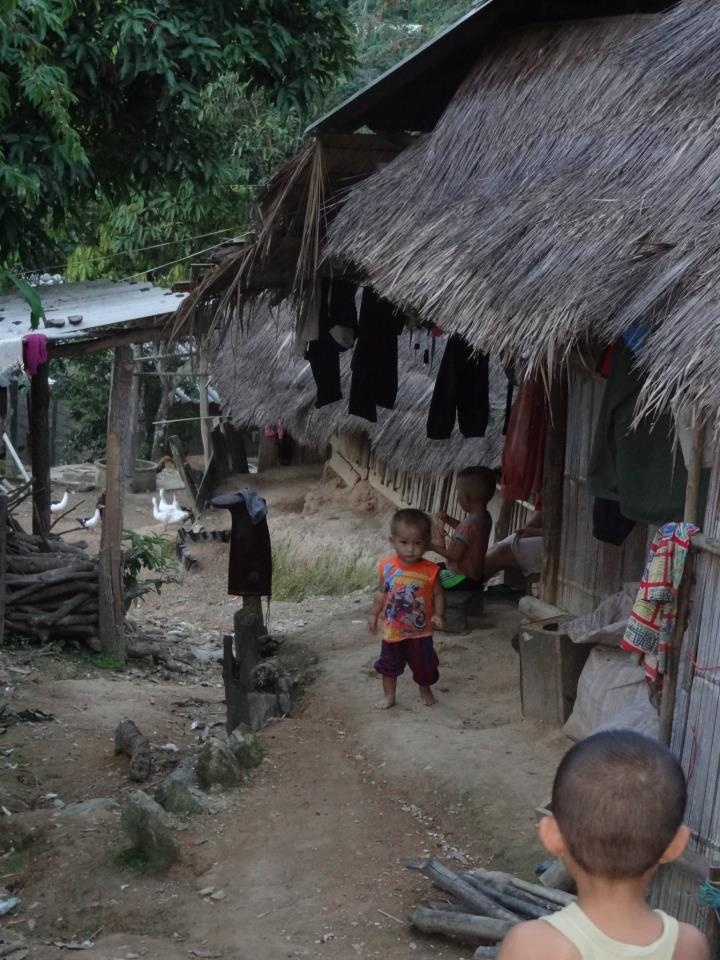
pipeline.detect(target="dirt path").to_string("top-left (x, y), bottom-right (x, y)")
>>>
top-left (1, 466), bottom-right (569, 958)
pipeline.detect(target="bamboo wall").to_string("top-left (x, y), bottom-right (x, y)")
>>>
top-left (652, 451), bottom-right (720, 934)
top-left (555, 371), bottom-right (649, 615)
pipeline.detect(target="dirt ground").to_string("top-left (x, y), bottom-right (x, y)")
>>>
top-left (1, 466), bottom-right (569, 959)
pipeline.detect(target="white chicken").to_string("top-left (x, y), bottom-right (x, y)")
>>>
top-left (78, 507), bottom-right (101, 529)
top-left (50, 490), bottom-right (69, 513)
top-left (152, 495), bottom-right (189, 528)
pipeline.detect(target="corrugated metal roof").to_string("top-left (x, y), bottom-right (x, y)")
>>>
top-left (0, 279), bottom-right (185, 347)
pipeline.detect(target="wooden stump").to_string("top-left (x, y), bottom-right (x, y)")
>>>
top-left (223, 609), bottom-right (263, 733)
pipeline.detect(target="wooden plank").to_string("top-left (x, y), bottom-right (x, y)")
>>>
top-left (198, 346), bottom-right (211, 471)
top-left (98, 346), bottom-right (133, 662)
top-left (47, 324), bottom-right (165, 358)
top-left (168, 434), bottom-right (199, 516)
top-left (30, 359), bottom-right (51, 536)
top-left (0, 494), bottom-right (6, 645)
top-left (540, 371), bottom-right (567, 606)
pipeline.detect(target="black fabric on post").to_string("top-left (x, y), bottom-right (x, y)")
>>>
top-left (348, 288), bottom-right (405, 423)
top-left (306, 278), bottom-right (358, 409)
top-left (592, 497), bottom-right (637, 546)
top-left (210, 493), bottom-right (272, 597)
top-left (427, 334), bottom-right (489, 440)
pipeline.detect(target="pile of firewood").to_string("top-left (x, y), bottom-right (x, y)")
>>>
top-left (5, 525), bottom-right (99, 645)
top-left (407, 858), bottom-right (574, 958)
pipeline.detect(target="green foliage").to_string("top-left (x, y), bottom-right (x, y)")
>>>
top-left (121, 529), bottom-right (177, 604)
top-left (90, 654), bottom-right (125, 672)
top-left (0, 0), bottom-right (355, 264)
top-left (50, 352), bottom-right (113, 462)
top-left (272, 539), bottom-right (373, 602)
top-left (0, 269), bottom-right (46, 328)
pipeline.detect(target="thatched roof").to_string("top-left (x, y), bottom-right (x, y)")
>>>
top-left (326, 1), bottom-right (720, 420)
top-left (171, 134), bottom-right (410, 342)
top-left (214, 302), bottom-right (504, 476)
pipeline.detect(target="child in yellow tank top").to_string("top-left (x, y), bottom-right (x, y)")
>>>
top-left (498, 731), bottom-right (708, 960)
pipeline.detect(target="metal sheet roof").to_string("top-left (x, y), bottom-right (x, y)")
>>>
top-left (308, 0), bottom-right (674, 135)
top-left (0, 279), bottom-right (185, 347)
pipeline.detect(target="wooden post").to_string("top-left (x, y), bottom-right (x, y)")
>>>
top-left (223, 609), bottom-right (262, 732)
top-left (30, 360), bottom-right (51, 536)
top-left (98, 346), bottom-right (133, 663)
top-left (659, 424), bottom-right (705, 746)
top-left (198, 345), bottom-right (211, 471)
top-left (0, 494), bottom-right (6, 646)
top-left (540, 371), bottom-right (568, 606)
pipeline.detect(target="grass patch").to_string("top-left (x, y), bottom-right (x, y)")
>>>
top-left (272, 540), bottom-right (374, 602)
top-left (89, 654), bottom-right (125, 672)
top-left (113, 846), bottom-right (147, 873)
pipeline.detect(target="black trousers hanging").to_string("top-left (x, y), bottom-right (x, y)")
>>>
top-left (427, 334), bottom-right (489, 439)
top-left (348, 289), bottom-right (404, 423)
top-left (307, 278), bottom-right (357, 408)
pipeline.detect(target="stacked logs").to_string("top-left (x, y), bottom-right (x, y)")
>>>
top-left (4, 526), bottom-right (99, 645)
top-left (407, 859), bottom-right (575, 958)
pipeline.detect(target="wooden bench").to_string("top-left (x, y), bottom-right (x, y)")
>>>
top-left (442, 589), bottom-right (485, 633)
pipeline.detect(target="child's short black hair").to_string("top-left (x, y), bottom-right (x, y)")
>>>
top-left (456, 466), bottom-right (498, 501)
top-left (390, 508), bottom-right (432, 542)
top-left (551, 730), bottom-right (687, 879)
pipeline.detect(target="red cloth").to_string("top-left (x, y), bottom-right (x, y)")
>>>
top-left (23, 333), bottom-right (48, 377)
top-left (501, 381), bottom-right (547, 501)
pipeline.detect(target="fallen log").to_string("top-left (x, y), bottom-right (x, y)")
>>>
top-left (406, 860), bottom-right (519, 924)
top-left (409, 907), bottom-right (511, 945)
top-left (463, 875), bottom-right (553, 919)
top-left (7, 581), bottom-right (96, 606)
top-left (6, 555), bottom-right (95, 574)
top-left (467, 869), bottom-right (575, 908)
top-left (426, 900), bottom-right (468, 913)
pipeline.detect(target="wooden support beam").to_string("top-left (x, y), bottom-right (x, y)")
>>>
top-left (540, 371), bottom-right (568, 607)
top-left (0, 494), bottom-right (6, 645)
top-left (198, 346), bottom-right (211, 471)
top-left (30, 360), bottom-right (51, 536)
top-left (168, 434), bottom-right (199, 516)
top-left (98, 346), bottom-right (133, 663)
top-left (47, 324), bottom-right (166, 359)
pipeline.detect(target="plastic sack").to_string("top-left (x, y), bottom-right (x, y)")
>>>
top-left (564, 583), bottom-right (639, 647)
top-left (592, 696), bottom-right (660, 741)
top-left (563, 647), bottom-right (647, 741)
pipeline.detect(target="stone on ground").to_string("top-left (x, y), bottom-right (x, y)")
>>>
top-left (61, 797), bottom-right (120, 816)
top-left (121, 791), bottom-right (180, 872)
top-left (227, 728), bottom-right (264, 769)
top-left (195, 737), bottom-right (244, 791)
top-left (155, 757), bottom-right (204, 816)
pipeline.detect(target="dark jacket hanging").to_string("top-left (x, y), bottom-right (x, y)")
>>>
top-left (210, 492), bottom-right (272, 597)
top-left (587, 339), bottom-right (687, 524)
top-left (427, 334), bottom-right (490, 440)
top-left (348, 288), bottom-right (405, 423)
top-left (592, 497), bottom-right (637, 546)
top-left (306, 278), bottom-right (357, 408)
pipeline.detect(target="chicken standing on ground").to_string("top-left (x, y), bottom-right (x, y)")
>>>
top-left (50, 490), bottom-right (69, 513)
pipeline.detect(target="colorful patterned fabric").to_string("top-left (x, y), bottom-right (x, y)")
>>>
top-left (378, 555), bottom-right (439, 643)
top-left (621, 522), bottom-right (698, 686)
top-left (374, 637), bottom-right (439, 686)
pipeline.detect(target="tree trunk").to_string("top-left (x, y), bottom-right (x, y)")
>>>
top-left (30, 360), bottom-right (51, 535)
top-left (98, 346), bottom-right (133, 663)
top-left (151, 344), bottom-right (177, 460)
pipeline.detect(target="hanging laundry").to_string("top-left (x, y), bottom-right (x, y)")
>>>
top-left (622, 522), bottom-right (698, 689)
top-left (426, 334), bottom-right (489, 440)
top-left (22, 333), bottom-right (48, 377)
top-left (306, 278), bottom-right (358, 408)
top-left (348, 288), bottom-right (405, 423)
top-left (210, 490), bottom-right (272, 597)
top-left (588, 339), bottom-right (687, 523)
top-left (592, 497), bottom-right (636, 546)
top-left (500, 380), bottom-right (547, 501)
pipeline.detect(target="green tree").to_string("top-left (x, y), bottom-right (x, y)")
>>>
top-left (0, 0), bottom-right (354, 266)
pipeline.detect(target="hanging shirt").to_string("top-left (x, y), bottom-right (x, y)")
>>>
top-left (378, 555), bottom-right (439, 642)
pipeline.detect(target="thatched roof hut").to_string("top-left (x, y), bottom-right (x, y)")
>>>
top-left (326, 0), bottom-right (720, 420)
top-left (214, 302), bottom-right (505, 476)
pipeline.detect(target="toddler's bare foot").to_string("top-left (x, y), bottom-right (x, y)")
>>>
top-left (419, 686), bottom-right (436, 706)
top-left (375, 695), bottom-right (396, 710)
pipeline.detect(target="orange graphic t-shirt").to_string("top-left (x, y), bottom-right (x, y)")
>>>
top-left (378, 555), bottom-right (439, 643)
